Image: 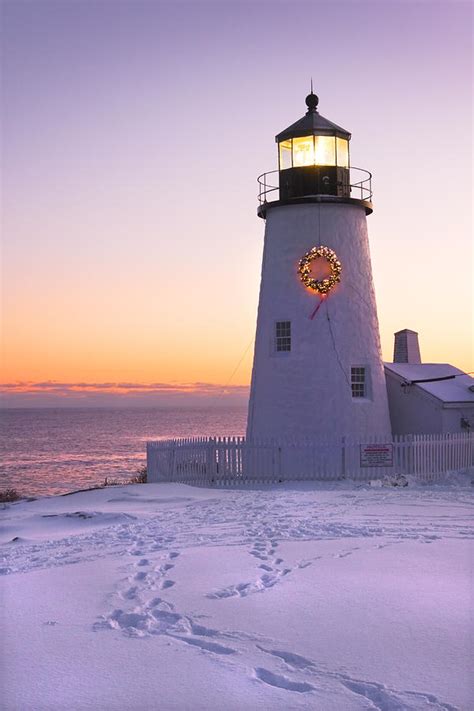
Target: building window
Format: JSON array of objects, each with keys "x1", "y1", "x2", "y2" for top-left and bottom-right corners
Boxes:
[
  {"x1": 275, "y1": 321, "x2": 291, "y2": 352},
  {"x1": 351, "y1": 367, "x2": 366, "y2": 398}
]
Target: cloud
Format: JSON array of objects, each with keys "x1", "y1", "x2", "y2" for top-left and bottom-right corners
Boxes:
[{"x1": 0, "y1": 380, "x2": 249, "y2": 407}]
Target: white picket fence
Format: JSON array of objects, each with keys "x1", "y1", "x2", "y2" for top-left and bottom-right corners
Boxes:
[{"x1": 147, "y1": 432, "x2": 474, "y2": 486}]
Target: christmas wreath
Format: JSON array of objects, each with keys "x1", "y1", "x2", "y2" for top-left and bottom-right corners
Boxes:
[{"x1": 298, "y1": 245, "x2": 342, "y2": 295}]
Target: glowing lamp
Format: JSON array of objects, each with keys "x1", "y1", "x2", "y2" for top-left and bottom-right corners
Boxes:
[{"x1": 276, "y1": 91, "x2": 351, "y2": 200}]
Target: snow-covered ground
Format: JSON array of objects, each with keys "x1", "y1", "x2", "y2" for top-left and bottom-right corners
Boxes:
[{"x1": 1, "y1": 479, "x2": 473, "y2": 710}]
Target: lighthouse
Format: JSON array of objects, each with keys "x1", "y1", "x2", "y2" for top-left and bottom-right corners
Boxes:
[{"x1": 246, "y1": 90, "x2": 391, "y2": 441}]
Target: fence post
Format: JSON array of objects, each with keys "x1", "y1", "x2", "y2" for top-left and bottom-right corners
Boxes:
[
  {"x1": 170, "y1": 446, "x2": 176, "y2": 482},
  {"x1": 146, "y1": 443, "x2": 151, "y2": 481},
  {"x1": 341, "y1": 436, "x2": 346, "y2": 479},
  {"x1": 407, "y1": 434, "x2": 413, "y2": 477},
  {"x1": 206, "y1": 438, "x2": 216, "y2": 484}
]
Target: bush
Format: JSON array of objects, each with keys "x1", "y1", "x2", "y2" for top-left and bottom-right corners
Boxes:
[
  {"x1": 0, "y1": 488, "x2": 21, "y2": 503},
  {"x1": 103, "y1": 467, "x2": 147, "y2": 488},
  {"x1": 103, "y1": 478, "x2": 121, "y2": 487},
  {"x1": 129, "y1": 466, "x2": 147, "y2": 484}
]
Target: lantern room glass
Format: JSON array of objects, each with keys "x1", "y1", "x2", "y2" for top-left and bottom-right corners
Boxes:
[
  {"x1": 336, "y1": 137, "x2": 349, "y2": 168},
  {"x1": 292, "y1": 136, "x2": 314, "y2": 167},
  {"x1": 279, "y1": 140, "x2": 292, "y2": 170},
  {"x1": 314, "y1": 136, "x2": 335, "y2": 165},
  {"x1": 278, "y1": 135, "x2": 350, "y2": 169}
]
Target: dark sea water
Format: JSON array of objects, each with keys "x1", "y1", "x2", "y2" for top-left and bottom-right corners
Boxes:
[{"x1": 0, "y1": 407, "x2": 248, "y2": 497}]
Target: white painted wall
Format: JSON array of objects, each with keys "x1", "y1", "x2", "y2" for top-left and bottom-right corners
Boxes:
[
  {"x1": 441, "y1": 407, "x2": 473, "y2": 433},
  {"x1": 247, "y1": 202, "x2": 392, "y2": 440},
  {"x1": 385, "y1": 369, "x2": 474, "y2": 434},
  {"x1": 385, "y1": 370, "x2": 442, "y2": 434}
]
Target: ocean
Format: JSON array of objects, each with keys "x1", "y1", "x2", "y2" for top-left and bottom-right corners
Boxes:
[{"x1": 0, "y1": 407, "x2": 248, "y2": 497}]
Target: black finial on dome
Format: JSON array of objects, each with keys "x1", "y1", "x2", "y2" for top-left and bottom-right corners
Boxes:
[{"x1": 305, "y1": 81, "x2": 319, "y2": 113}]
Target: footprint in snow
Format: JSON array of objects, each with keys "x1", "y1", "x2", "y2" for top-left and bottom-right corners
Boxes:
[
  {"x1": 339, "y1": 677, "x2": 458, "y2": 711},
  {"x1": 96, "y1": 596, "x2": 238, "y2": 656},
  {"x1": 173, "y1": 636, "x2": 236, "y2": 655},
  {"x1": 208, "y1": 570, "x2": 288, "y2": 599},
  {"x1": 336, "y1": 547, "x2": 360, "y2": 558},
  {"x1": 254, "y1": 668, "x2": 314, "y2": 693},
  {"x1": 257, "y1": 646, "x2": 458, "y2": 710},
  {"x1": 155, "y1": 563, "x2": 173, "y2": 576},
  {"x1": 257, "y1": 646, "x2": 315, "y2": 670},
  {"x1": 120, "y1": 586, "x2": 138, "y2": 600}
]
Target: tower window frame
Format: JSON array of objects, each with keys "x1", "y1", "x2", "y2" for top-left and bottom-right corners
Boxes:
[
  {"x1": 275, "y1": 321, "x2": 291, "y2": 353},
  {"x1": 351, "y1": 366, "x2": 367, "y2": 399}
]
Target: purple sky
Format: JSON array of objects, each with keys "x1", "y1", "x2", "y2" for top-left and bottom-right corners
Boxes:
[{"x1": 1, "y1": 0, "x2": 472, "y2": 407}]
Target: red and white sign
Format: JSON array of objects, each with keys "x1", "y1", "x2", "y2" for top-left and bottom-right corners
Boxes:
[{"x1": 360, "y1": 444, "x2": 394, "y2": 467}]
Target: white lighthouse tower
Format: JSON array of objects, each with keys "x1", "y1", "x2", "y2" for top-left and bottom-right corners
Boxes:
[{"x1": 247, "y1": 90, "x2": 391, "y2": 441}]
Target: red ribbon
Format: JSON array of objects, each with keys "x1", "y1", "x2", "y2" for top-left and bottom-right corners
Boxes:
[{"x1": 309, "y1": 295, "x2": 326, "y2": 320}]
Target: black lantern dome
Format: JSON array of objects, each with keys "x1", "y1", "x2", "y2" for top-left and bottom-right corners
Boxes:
[{"x1": 276, "y1": 92, "x2": 351, "y2": 142}]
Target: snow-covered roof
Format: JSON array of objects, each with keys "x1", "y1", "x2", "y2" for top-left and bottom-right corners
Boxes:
[{"x1": 384, "y1": 363, "x2": 474, "y2": 404}]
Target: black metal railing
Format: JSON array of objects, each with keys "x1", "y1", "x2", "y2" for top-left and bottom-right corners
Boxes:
[{"x1": 257, "y1": 166, "x2": 373, "y2": 206}]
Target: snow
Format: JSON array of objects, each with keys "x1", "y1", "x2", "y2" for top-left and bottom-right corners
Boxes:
[
  {"x1": 1, "y1": 480, "x2": 473, "y2": 710},
  {"x1": 385, "y1": 362, "x2": 474, "y2": 404}
]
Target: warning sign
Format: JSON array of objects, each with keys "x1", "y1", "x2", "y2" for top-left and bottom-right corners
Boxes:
[{"x1": 360, "y1": 444, "x2": 394, "y2": 467}]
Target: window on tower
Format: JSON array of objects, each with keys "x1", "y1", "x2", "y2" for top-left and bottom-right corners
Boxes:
[
  {"x1": 275, "y1": 321, "x2": 291, "y2": 352},
  {"x1": 351, "y1": 367, "x2": 366, "y2": 398}
]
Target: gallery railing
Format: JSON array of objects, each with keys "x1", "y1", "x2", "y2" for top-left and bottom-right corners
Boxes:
[{"x1": 257, "y1": 166, "x2": 373, "y2": 206}]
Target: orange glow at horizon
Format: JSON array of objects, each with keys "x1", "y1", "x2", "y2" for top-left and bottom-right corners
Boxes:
[
  {"x1": 3, "y1": 267, "x2": 472, "y2": 393},
  {"x1": 2, "y1": 220, "x2": 473, "y2": 392},
  {"x1": 1, "y1": 381, "x2": 250, "y2": 396},
  {"x1": 1, "y1": 266, "x2": 257, "y2": 388}
]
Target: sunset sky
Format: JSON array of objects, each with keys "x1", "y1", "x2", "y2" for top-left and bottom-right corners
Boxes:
[{"x1": 1, "y1": 0, "x2": 472, "y2": 406}]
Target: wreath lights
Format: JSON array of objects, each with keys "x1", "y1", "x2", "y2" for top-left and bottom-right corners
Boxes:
[{"x1": 298, "y1": 245, "x2": 342, "y2": 295}]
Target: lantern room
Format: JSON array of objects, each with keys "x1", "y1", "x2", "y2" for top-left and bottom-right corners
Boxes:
[
  {"x1": 276, "y1": 91, "x2": 351, "y2": 201},
  {"x1": 257, "y1": 89, "x2": 373, "y2": 218}
]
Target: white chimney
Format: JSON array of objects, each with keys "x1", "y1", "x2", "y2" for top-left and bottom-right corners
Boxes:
[{"x1": 393, "y1": 329, "x2": 421, "y2": 364}]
